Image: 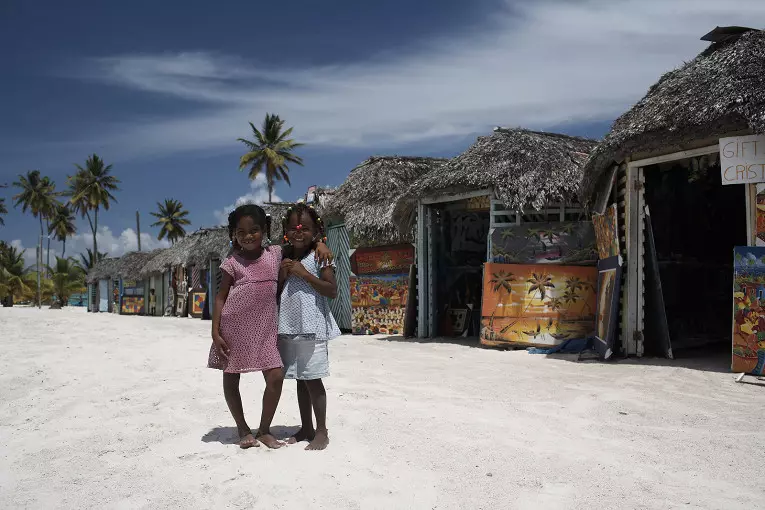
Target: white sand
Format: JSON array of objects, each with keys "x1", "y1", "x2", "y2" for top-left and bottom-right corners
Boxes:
[{"x1": 1, "y1": 306, "x2": 764, "y2": 509}]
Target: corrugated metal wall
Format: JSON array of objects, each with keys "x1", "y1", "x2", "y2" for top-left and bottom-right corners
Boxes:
[{"x1": 326, "y1": 224, "x2": 352, "y2": 330}]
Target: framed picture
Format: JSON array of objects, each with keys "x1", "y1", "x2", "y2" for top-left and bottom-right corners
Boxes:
[{"x1": 594, "y1": 256, "x2": 622, "y2": 360}]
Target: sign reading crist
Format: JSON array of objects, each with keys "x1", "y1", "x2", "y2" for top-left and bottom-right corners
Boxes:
[{"x1": 720, "y1": 135, "x2": 765, "y2": 185}]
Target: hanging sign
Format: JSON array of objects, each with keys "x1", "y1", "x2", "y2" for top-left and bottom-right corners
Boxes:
[{"x1": 720, "y1": 134, "x2": 765, "y2": 185}]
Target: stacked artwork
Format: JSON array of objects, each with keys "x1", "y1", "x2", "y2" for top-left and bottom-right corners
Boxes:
[
  {"x1": 595, "y1": 257, "x2": 621, "y2": 359},
  {"x1": 756, "y1": 184, "x2": 765, "y2": 246},
  {"x1": 480, "y1": 263, "x2": 597, "y2": 347},
  {"x1": 732, "y1": 246, "x2": 765, "y2": 375},
  {"x1": 490, "y1": 222, "x2": 597, "y2": 266},
  {"x1": 592, "y1": 204, "x2": 620, "y2": 259},
  {"x1": 350, "y1": 274, "x2": 409, "y2": 335}
]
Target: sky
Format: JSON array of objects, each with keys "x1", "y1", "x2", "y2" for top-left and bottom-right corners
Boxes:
[{"x1": 1, "y1": 0, "x2": 763, "y2": 267}]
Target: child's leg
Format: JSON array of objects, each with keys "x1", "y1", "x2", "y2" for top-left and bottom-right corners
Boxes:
[
  {"x1": 304, "y1": 378, "x2": 329, "y2": 450},
  {"x1": 287, "y1": 380, "x2": 316, "y2": 444},
  {"x1": 222, "y1": 373, "x2": 258, "y2": 448},
  {"x1": 256, "y1": 367, "x2": 284, "y2": 449}
]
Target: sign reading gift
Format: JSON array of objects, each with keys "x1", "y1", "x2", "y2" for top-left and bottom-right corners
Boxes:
[{"x1": 720, "y1": 135, "x2": 765, "y2": 185}]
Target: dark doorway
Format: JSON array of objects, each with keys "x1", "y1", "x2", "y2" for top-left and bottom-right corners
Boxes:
[{"x1": 643, "y1": 157, "x2": 747, "y2": 352}]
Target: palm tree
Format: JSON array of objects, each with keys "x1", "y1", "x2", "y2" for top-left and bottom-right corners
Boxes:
[
  {"x1": 150, "y1": 199, "x2": 191, "y2": 244},
  {"x1": 0, "y1": 242, "x2": 34, "y2": 306},
  {"x1": 12, "y1": 170, "x2": 60, "y2": 279},
  {"x1": 78, "y1": 248, "x2": 107, "y2": 272},
  {"x1": 237, "y1": 114, "x2": 304, "y2": 202},
  {"x1": 68, "y1": 154, "x2": 120, "y2": 258},
  {"x1": 0, "y1": 198, "x2": 7, "y2": 226},
  {"x1": 47, "y1": 256, "x2": 85, "y2": 307},
  {"x1": 49, "y1": 204, "x2": 77, "y2": 257},
  {"x1": 527, "y1": 272, "x2": 555, "y2": 301}
]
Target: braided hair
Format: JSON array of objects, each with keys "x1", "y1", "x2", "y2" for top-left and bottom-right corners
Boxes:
[
  {"x1": 282, "y1": 203, "x2": 327, "y2": 260},
  {"x1": 227, "y1": 204, "x2": 269, "y2": 250}
]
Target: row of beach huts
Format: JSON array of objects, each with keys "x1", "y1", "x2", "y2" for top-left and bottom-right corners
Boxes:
[{"x1": 87, "y1": 27, "x2": 765, "y2": 369}]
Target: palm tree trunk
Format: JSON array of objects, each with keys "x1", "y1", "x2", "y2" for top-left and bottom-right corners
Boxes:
[
  {"x1": 268, "y1": 187, "x2": 273, "y2": 203},
  {"x1": 38, "y1": 215, "x2": 43, "y2": 307},
  {"x1": 93, "y1": 207, "x2": 99, "y2": 258},
  {"x1": 45, "y1": 219, "x2": 51, "y2": 277},
  {"x1": 62, "y1": 239, "x2": 66, "y2": 258}
]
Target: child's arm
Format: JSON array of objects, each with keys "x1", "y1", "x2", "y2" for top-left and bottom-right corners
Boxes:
[
  {"x1": 212, "y1": 272, "x2": 233, "y2": 359},
  {"x1": 279, "y1": 241, "x2": 334, "y2": 265},
  {"x1": 278, "y1": 259, "x2": 293, "y2": 298},
  {"x1": 289, "y1": 262, "x2": 337, "y2": 299}
]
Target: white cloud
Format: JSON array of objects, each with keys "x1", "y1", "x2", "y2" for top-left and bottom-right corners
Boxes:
[
  {"x1": 10, "y1": 226, "x2": 170, "y2": 269},
  {"x1": 213, "y1": 174, "x2": 283, "y2": 225},
  {"x1": 65, "y1": 0, "x2": 765, "y2": 158}
]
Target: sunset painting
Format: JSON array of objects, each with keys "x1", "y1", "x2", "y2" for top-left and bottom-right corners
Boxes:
[{"x1": 480, "y1": 263, "x2": 597, "y2": 348}]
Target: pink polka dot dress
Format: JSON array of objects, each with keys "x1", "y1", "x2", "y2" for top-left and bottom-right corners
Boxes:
[{"x1": 208, "y1": 246, "x2": 284, "y2": 373}]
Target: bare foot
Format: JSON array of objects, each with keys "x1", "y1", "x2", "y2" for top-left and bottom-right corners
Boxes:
[
  {"x1": 256, "y1": 432, "x2": 284, "y2": 449},
  {"x1": 238, "y1": 433, "x2": 259, "y2": 449},
  {"x1": 305, "y1": 430, "x2": 329, "y2": 451},
  {"x1": 287, "y1": 428, "x2": 316, "y2": 444}
]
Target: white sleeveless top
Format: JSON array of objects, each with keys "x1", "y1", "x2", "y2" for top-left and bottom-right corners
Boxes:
[{"x1": 278, "y1": 251, "x2": 341, "y2": 341}]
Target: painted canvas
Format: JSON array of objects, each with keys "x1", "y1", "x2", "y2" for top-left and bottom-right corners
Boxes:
[
  {"x1": 351, "y1": 274, "x2": 409, "y2": 335},
  {"x1": 592, "y1": 204, "x2": 620, "y2": 259},
  {"x1": 190, "y1": 288, "x2": 206, "y2": 318},
  {"x1": 732, "y1": 247, "x2": 765, "y2": 375},
  {"x1": 594, "y1": 256, "x2": 622, "y2": 359},
  {"x1": 756, "y1": 184, "x2": 765, "y2": 246},
  {"x1": 490, "y1": 222, "x2": 597, "y2": 266},
  {"x1": 480, "y1": 263, "x2": 597, "y2": 348},
  {"x1": 351, "y1": 245, "x2": 414, "y2": 275},
  {"x1": 121, "y1": 296, "x2": 145, "y2": 315}
]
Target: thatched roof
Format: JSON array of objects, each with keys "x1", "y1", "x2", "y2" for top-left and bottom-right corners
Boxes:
[
  {"x1": 86, "y1": 257, "x2": 121, "y2": 283},
  {"x1": 262, "y1": 202, "x2": 296, "y2": 242},
  {"x1": 324, "y1": 156, "x2": 447, "y2": 246},
  {"x1": 581, "y1": 27, "x2": 765, "y2": 203},
  {"x1": 394, "y1": 128, "x2": 596, "y2": 232},
  {"x1": 140, "y1": 228, "x2": 231, "y2": 276}
]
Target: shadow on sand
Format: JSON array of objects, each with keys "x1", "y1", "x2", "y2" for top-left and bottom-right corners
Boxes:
[
  {"x1": 610, "y1": 342, "x2": 732, "y2": 374},
  {"x1": 370, "y1": 335, "x2": 484, "y2": 349},
  {"x1": 202, "y1": 425, "x2": 301, "y2": 445}
]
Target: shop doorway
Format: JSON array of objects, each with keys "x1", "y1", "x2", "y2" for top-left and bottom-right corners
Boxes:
[{"x1": 643, "y1": 156, "x2": 747, "y2": 353}]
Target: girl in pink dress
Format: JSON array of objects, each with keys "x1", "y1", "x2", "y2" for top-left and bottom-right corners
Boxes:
[{"x1": 208, "y1": 204, "x2": 332, "y2": 449}]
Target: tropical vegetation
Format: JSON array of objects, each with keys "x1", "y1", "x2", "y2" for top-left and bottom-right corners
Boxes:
[
  {"x1": 151, "y1": 199, "x2": 191, "y2": 244},
  {"x1": 0, "y1": 241, "x2": 35, "y2": 306},
  {"x1": 47, "y1": 256, "x2": 85, "y2": 307},
  {"x1": 49, "y1": 204, "x2": 77, "y2": 257},
  {"x1": 68, "y1": 154, "x2": 120, "y2": 258},
  {"x1": 0, "y1": 197, "x2": 7, "y2": 226},
  {"x1": 79, "y1": 248, "x2": 107, "y2": 272},
  {"x1": 12, "y1": 170, "x2": 61, "y2": 274},
  {"x1": 238, "y1": 113, "x2": 304, "y2": 203}
]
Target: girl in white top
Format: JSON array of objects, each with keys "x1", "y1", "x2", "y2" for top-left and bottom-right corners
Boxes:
[{"x1": 278, "y1": 204, "x2": 340, "y2": 450}]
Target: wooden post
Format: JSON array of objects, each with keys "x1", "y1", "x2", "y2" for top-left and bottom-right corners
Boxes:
[{"x1": 136, "y1": 211, "x2": 142, "y2": 251}]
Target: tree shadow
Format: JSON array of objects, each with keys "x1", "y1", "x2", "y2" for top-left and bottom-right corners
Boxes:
[
  {"x1": 371, "y1": 335, "x2": 484, "y2": 349},
  {"x1": 202, "y1": 425, "x2": 301, "y2": 445}
]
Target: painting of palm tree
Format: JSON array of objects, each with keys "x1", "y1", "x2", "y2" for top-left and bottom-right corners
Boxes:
[
  {"x1": 490, "y1": 221, "x2": 597, "y2": 265},
  {"x1": 481, "y1": 263, "x2": 597, "y2": 348}
]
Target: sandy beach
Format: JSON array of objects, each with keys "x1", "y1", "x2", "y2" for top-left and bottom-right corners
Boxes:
[{"x1": 1, "y1": 306, "x2": 764, "y2": 509}]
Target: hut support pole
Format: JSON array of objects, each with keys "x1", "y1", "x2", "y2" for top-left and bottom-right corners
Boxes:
[{"x1": 417, "y1": 201, "x2": 428, "y2": 338}]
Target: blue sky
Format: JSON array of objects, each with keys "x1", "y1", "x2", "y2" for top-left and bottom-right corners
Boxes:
[{"x1": 1, "y1": 0, "x2": 762, "y2": 265}]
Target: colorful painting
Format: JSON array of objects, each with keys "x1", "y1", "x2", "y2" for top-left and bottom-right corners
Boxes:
[
  {"x1": 594, "y1": 256, "x2": 622, "y2": 359},
  {"x1": 351, "y1": 245, "x2": 414, "y2": 275},
  {"x1": 190, "y1": 288, "x2": 206, "y2": 318},
  {"x1": 592, "y1": 204, "x2": 620, "y2": 259},
  {"x1": 480, "y1": 263, "x2": 597, "y2": 348},
  {"x1": 351, "y1": 274, "x2": 409, "y2": 335},
  {"x1": 121, "y1": 296, "x2": 145, "y2": 315},
  {"x1": 732, "y1": 247, "x2": 765, "y2": 375},
  {"x1": 490, "y1": 222, "x2": 597, "y2": 266},
  {"x1": 756, "y1": 184, "x2": 765, "y2": 246}
]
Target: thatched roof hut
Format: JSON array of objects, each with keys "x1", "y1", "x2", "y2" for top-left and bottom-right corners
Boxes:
[
  {"x1": 262, "y1": 202, "x2": 297, "y2": 242},
  {"x1": 325, "y1": 156, "x2": 447, "y2": 246},
  {"x1": 394, "y1": 128, "x2": 596, "y2": 231},
  {"x1": 581, "y1": 27, "x2": 765, "y2": 203}
]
